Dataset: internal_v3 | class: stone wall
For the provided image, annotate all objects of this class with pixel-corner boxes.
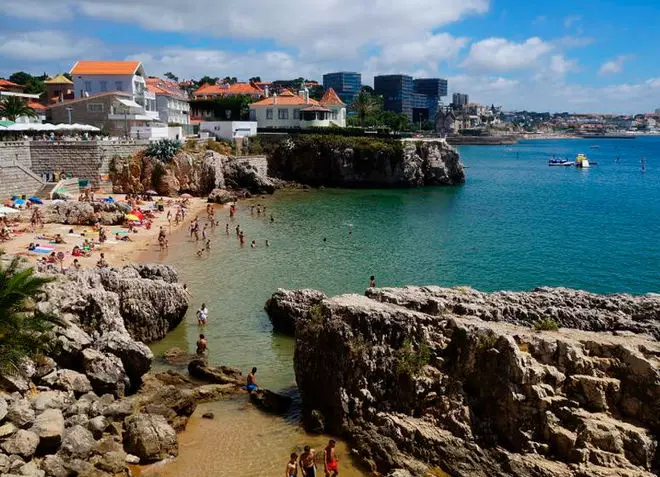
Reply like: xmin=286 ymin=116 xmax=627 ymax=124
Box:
xmin=0 ymin=165 xmax=43 ymax=198
xmin=0 ymin=141 xmax=32 ymax=169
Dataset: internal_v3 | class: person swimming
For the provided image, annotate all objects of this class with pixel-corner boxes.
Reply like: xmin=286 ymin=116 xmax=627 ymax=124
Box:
xmin=246 ymin=367 xmax=258 ymax=392
xmin=251 ymin=240 xmax=256 ymax=248
xmin=196 ymin=334 xmax=208 ymax=355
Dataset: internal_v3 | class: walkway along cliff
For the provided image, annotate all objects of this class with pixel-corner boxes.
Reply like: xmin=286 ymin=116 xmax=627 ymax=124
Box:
xmin=266 ymin=286 xmax=660 ymax=477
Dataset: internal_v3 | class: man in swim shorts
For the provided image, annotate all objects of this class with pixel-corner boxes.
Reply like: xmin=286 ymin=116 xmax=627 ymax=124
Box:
xmin=286 ymin=452 xmax=298 ymax=477
xmin=196 ymin=334 xmax=207 ymax=355
xmin=323 ymin=440 xmax=338 ymax=477
xmin=246 ymin=367 xmax=258 ymax=392
xmin=299 ymin=446 xmax=316 ymax=477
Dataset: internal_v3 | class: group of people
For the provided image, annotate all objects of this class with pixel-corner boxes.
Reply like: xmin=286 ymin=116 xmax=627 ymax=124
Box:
xmin=287 ymin=441 xmax=339 ymax=477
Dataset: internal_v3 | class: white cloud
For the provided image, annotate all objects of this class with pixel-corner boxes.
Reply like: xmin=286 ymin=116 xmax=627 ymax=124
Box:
xmin=598 ymin=55 xmax=627 ymax=75
xmin=553 ymin=36 xmax=595 ymax=49
xmin=1 ymin=0 xmax=489 ymax=52
xmin=0 ymin=30 xmax=101 ymax=61
xmin=549 ymin=55 xmax=578 ymax=75
xmin=563 ymin=14 xmax=581 ymax=28
xmin=461 ymin=37 xmax=553 ymax=73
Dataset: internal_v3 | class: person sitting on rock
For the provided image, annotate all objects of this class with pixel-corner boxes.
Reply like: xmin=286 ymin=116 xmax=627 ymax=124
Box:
xmin=246 ymin=367 xmax=258 ymax=392
xmin=96 ymin=253 xmax=108 ymax=269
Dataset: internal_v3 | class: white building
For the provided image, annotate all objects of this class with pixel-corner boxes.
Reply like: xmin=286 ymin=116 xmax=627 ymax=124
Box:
xmin=146 ymin=77 xmax=190 ymax=125
xmin=249 ymin=88 xmax=346 ymax=129
xmin=199 ymin=121 xmax=257 ymax=140
xmin=70 ymin=61 xmax=159 ymax=121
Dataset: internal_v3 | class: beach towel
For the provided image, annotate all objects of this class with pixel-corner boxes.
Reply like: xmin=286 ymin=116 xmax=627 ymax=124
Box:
xmin=33 ymin=246 xmax=55 ymax=254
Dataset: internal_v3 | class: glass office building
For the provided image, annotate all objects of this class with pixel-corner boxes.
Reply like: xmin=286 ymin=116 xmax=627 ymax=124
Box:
xmin=374 ymin=75 xmax=447 ymax=122
xmin=322 ymin=72 xmax=362 ymax=105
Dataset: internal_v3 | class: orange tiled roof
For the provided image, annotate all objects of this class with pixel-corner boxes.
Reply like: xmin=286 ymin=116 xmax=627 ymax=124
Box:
xmin=251 ymin=89 xmax=320 ymax=107
xmin=192 ymin=82 xmax=263 ymax=97
xmin=146 ymin=77 xmax=188 ymax=100
xmin=28 ymin=102 xmax=47 ymax=111
xmin=70 ymin=61 xmax=141 ymax=75
xmin=0 ymin=79 xmax=21 ymax=88
xmin=319 ymin=88 xmax=345 ymax=107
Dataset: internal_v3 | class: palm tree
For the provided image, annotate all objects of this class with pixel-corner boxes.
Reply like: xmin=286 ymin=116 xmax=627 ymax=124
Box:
xmin=350 ymin=91 xmax=380 ymax=127
xmin=0 ymin=96 xmax=37 ymax=122
xmin=0 ymin=253 xmax=58 ymax=374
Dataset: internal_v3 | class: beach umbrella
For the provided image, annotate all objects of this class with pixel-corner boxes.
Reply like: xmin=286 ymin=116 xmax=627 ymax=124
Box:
xmin=145 ymin=190 xmax=158 ymax=196
xmin=180 ymin=193 xmax=193 ymax=199
xmin=130 ymin=210 xmax=145 ymax=220
xmin=29 ymin=197 xmax=43 ymax=204
xmin=104 ymin=197 xmax=115 ymax=203
xmin=13 ymin=198 xmax=25 ymax=206
xmin=125 ymin=214 xmax=141 ymax=222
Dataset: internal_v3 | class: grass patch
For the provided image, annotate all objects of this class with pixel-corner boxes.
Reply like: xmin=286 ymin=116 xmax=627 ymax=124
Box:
xmin=396 ymin=337 xmax=431 ymax=377
xmin=533 ymin=317 xmax=559 ymax=331
xmin=476 ymin=332 xmax=499 ymax=351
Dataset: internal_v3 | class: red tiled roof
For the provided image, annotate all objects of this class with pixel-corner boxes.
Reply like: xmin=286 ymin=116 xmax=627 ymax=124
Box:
xmin=70 ymin=61 xmax=141 ymax=75
xmin=0 ymin=79 xmax=21 ymax=87
xmin=28 ymin=102 xmax=47 ymax=111
xmin=251 ymin=89 xmax=320 ymax=107
xmin=319 ymin=88 xmax=345 ymax=107
xmin=192 ymin=82 xmax=263 ymax=97
xmin=146 ymin=77 xmax=188 ymax=100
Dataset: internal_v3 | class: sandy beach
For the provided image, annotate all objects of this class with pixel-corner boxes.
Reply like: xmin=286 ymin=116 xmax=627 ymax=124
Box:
xmin=0 ymin=196 xmax=210 ymax=269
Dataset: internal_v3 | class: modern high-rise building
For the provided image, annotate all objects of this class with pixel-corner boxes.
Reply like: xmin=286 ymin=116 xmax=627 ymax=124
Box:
xmin=452 ymin=93 xmax=469 ymax=108
xmin=322 ymin=72 xmax=362 ymax=105
xmin=374 ymin=74 xmax=447 ymax=122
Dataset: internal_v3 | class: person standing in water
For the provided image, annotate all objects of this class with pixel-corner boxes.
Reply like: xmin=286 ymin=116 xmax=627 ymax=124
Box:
xmin=196 ymin=303 xmax=208 ymax=325
xmin=323 ymin=440 xmax=338 ymax=477
xmin=225 ymin=223 xmax=230 ymax=235
xmin=286 ymin=452 xmax=299 ymax=477
xmin=196 ymin=334 xmax=207 ymax=355
xmin=299 ymin=446 xmax=316 ymax=477
xmin=369 ymin=275 xmax=376 ymax=287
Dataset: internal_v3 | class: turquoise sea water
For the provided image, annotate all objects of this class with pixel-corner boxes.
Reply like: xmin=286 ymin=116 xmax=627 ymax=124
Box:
xmin=151 ymin=137 xmax=660 ymax=390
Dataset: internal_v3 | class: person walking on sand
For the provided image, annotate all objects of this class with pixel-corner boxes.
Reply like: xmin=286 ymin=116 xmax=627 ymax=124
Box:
xmin=323 ymin=440 xmax=339 ymax=477
xmin=196 ymin=303 xmax=208 ymax=325
xmin=196 ymin=334 xmax=208 ymax=355
xmin=299 ymin=446 xmax=316 ymax=477
xmin=369 ymin=275 xmax=376 ymax=288
xmin=286 ymin=452 xmax=299 ymax=477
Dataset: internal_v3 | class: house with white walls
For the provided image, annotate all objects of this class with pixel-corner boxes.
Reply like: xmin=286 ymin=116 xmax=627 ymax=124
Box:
xmin=69 ymin=61 xmax=159 ymax=121
xmin=146 ymin=77 xmax=190 ymax=125
xmin=249 ymin=88 xmax=346 ymax=129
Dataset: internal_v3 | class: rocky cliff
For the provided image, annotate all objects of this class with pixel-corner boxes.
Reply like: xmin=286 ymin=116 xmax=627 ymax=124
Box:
xmin=110 ymin=149 xmax=274 ymax=196
xmin=270 ymin=287 xmax=660 ymax=477
xmin=266 ymin=135 xmax=465 ymax=187
xmin=0 ymin=265 xmax=196 ymax=476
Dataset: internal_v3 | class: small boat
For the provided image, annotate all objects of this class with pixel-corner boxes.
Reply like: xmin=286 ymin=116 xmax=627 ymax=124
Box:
xmin=576 ymin=153 xmax=590 ymax=168
xmin=548 ymin=158 xmax=573 ymax=166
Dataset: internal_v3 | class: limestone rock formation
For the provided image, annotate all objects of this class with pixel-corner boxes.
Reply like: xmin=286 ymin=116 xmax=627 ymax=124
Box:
xmin=265 ymin=288 xmax=327 ymax=335
xmin=123 ymin=414 xmax=178 ymax=463
xmin=267 ymin=135 xmax=465 ymax=187
xmin=285 ymin=287 xmax=660 ymax=477
xmin=40 ymin=201 xmax=129 ymax=226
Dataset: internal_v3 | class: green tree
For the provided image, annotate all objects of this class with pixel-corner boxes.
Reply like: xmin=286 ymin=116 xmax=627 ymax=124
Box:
xmin=63 ymin=73 xmax=72 ymax=81
xmin=23 ymin=77 xmax=45 ymax=95
xmin=164 ymin=72 xmax=179 ymax=82
xmin=0 ymin=96 xmax=37 ymax=121
xmin=309 ymin=84 xmax=324 ymax=101
xmin=198 ymin=76 xmax=217 ymax=86
xmin=0 ymin=253 xmax=59 ymax=373
xmin=249 ymin=76 xmax=261 ymax=83
xmin=8 ymin=71 xmax=32 ymax=85
xmin=222 ymin=76 xmax=238 ymax=85
xmin=350 ymin=91 xmax=381 ymax=127
xmin=379 ymin=111 xmax=409 ymax=131
xmin=360 ymin=85 xmax=375 ymax=95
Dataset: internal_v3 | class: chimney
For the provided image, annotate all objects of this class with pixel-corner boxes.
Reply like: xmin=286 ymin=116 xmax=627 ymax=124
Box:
xmin=304 ymin=87 xmax=309 ymax=104
xmin=272 ymin=93 xmax=277 ymax=105
xmin=265 ymin=85 xmax=269 ymax=98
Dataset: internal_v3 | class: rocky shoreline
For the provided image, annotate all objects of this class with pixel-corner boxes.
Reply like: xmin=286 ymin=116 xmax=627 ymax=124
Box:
xmin=267 ymin=286 xmax=660 ymax=477
xmin=0 ymin=264 xmax=249 ymax=477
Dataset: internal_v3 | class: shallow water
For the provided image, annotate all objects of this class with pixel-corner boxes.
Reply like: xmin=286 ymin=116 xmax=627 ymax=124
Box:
xmin=146 ymin=137 xmax=660 ymax=476
xmin=140 ymin=399 xmax=366 ymax=477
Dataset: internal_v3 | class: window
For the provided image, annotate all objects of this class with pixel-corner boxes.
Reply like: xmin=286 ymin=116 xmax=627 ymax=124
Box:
xmin=331 ymin=110 xmax=338 ymax=120
xmin=84 ymin=81 xmax=92 ymax=93
xmin=293 ymin=109 xmax=300 ymax=119
xmin=278 ymin=108 xmax=288 ymax=120
xmin=87 ymin=103 xmax=104 ymax=113
xmin=99 ymin=80 xmax=107 ymax=92
xmin=115 ymin=81 xmax=123 ymax=91
xmin=249 ymin=109 xmax=256 ymax=121
xmin=266 ymin=108 xmax=273 ymax=120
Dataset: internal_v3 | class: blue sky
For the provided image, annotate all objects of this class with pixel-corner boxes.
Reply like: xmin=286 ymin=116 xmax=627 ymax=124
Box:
xmin=1 ymin=0 xmax=659 ymax=113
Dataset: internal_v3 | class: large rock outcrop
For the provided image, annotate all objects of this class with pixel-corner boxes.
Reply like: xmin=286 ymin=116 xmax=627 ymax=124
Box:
xmin=267 ymin=135 xmax=465 ymax=187
xmin=39 ymin=201 xmax=130 ymax=226
xmin=284 ymin=287 xmax=660 ymax=477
